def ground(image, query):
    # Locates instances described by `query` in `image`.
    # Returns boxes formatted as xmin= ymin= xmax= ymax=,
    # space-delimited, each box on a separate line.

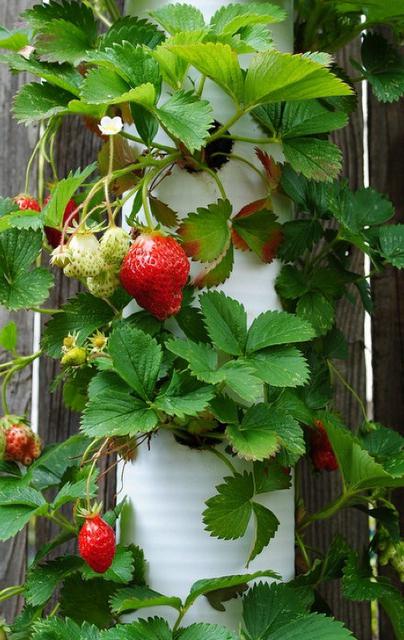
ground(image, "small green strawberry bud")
xmin=50 ymin=245 xmax=71 ymax=268
xmin=61 ymin=347 xmax=87 ymax=367
xmin=63 ymin=333 xmax=77 ymax=351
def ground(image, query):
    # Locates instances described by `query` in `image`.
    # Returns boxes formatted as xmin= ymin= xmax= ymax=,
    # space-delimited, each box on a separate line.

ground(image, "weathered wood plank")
xmin=368 ymin=30 xmax=404 ymax=640
xmin=0 ymin=0 xmax=37 ymax=621
xmin=299 ymin=41 xmax=372 ymax=640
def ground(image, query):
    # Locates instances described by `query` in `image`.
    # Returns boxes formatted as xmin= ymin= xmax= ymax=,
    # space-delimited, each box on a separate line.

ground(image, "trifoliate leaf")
xmin=193 ymin=243 xmax=234 ymax=288
xmin=200 ymin=291 xmax=247 ymax=356
xmin=13 ymin=82 xmax=74 ymax=123
xmin=110 ymin=586 xmax=182 ymax=614
xmin=210 ymin=3 xmax=285 ymax=35
xmin=179 ymin=199 xmax=232 ymax=263
xmin=379 ymin=224 xmax=404 ymax=268
xmin=42 ymin=292 xmax=115 ymax=358
xmin=232 ymin=207 xmax=283 ymax=262
xmin=25 ymin=557 xmax=82 ymax=607
xmin=244 ymin=50 xmax=353 ymax=107
xmin=249 ymin=346 xmax=310 ymax=387
xmin=101 ymin=16 xmax=165 ymax=49
xmin=153 ymin=371 xmax=214 ymax=418
xmin=203 ymin=472 xmax=254 ymax=540
xmin=155 ymin=90 xmax=213 ymax=152
xmin=167 ymin=42 xmax=244 ymax=104
xmin=246 ymin=310 xmax=315 ymax=353
xmin=361 ymin=32 xmax=404 ymax=103
xmin=297 ymin=291 xmax=335 ymax=336
xmin=226 ymin=404 xmax=280 ymax=461
xmin=81 ymin=373 xmax=159 ymax=438
xmin=150 ymin=4 xmax=205 ymax=34
xmin=0 ymin=229 xmax=53 ymax=310
xmin=283 ymin=137 xmax=343 ymax=182
xmin=108 ymin=323 xmax=162 ymax=400
xmin=248 ymin=503 xmax=279 ymax=564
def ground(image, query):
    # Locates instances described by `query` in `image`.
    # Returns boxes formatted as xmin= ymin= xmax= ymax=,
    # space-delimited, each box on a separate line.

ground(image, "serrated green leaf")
xmin=168 ymin=42 xmax=244 ymax=104
xmin=361 ymin=32 xmax=404 ymax=103
xmin=232 ymin=207 xmax=283 ymax=263
xmin=244 ymin=50 xmax=353 ymax=107
xmin=27 ymin=434 xmax=91 ymax=490
xmin=203 ymin=471 xmax=254 ymax=540
xmin=0 ymin=486 xmax=47 ymax=541
xmin=0 ymin=320 xmax=17 ymax=352
xmin=253 ymin=100 xmax=348 ymax=138
xmin=25 ymin=1 xmax=96 ymax=33
xmin=200 ymin=291 xmax=247 ymax=356
xmin=166 ymin=338 xmax=221 ymax=383
xmin=273 ymin=410 xmax=305 ymax=466
xmin=226 ymin=404 xmax=280 ymax=461
xmin=277 ymin=219 xmax=324 ymax=262
xmin=86 ymin=43 xmax=161 ymax=91
xmin=60 ymin=574 xmax=115 ymax=628
xmin=266 ymin=613 xmax=355 ymax=640
xmin=220 ymin=360 xmax=262 ymax=402
xmin=25 ymin=556 xmax=83 ymax=607
xmin=81 ymin=373 xmax=159 ymax=437
xmin=150 ymin=197 xmax=179 ymax=228
xmin=184 ymin=570 xmax=280 ymax=609
xmin=0 ymin=53 xmax=82 ymax=95
xmin=283 ymin=137 xmax=342 ymax=182
xmin=253 ymin=460 xmax=291 ymax=493
xmin=0 ymin=229 xmax=53 ymax=310
xmin=155 ymin=90 xmax=213 ymax=152
xmin=102 ymin=16 xmax=165 ymax=49
xmin=210 ymin=3 xmax=285 ymax=35
xmin=379 ymin=224 xmax=404 ymax=268
xmin=43 ymin=163 xmax=95 ymax=229
xmin=296 ymin=291 xmax=335 ymax=336
xmin=108 ymin=323 xmax=162 ymax=400
xmin=179 ymin=199 xmax=232 ymax=263
xmin=31 ymin=617 xmax=83 ymax=640
xmin=0 ymin=25 xmax=29 ymax=51
xmin=52 ymin=478 xmax=96 ymax=510
xmin=178 ymin=624 xmax=237 ymax=640
xmin=342 ymin=551 xmax=398 ymax=601
xmin=42 ymin=293 xmax=115 ymax=358
xmin=81 ymin=68 xmax=156 ymax=107
xmin=150 ymin=4 xmax=205 ymax=34
xmin=13 ymin=82 xmax=74 ymax=123
xmin=249 ymin=346 xmax=310 ymax=387
xmin=152 ymin=30 xmax=205 ymax=89
xmin=100 ymin=618 xmax=172 ymax=640
xmin=360 ymin=423 xmax=404 ymax=463
xmin=249 ymin=503 xmax=279 ymax=564
xmin=110 ymin=585 xmax=182 ymax=614
xmin=246 ymin=310 xmax=315 ymax=353
xmin=328 ymin=185 xmax=394 ymax=232
xmin=154 ymin=371 xmax=214 ymax=418
xmin=276 ymin=265 xmax=308 ymax=299
xmin=193 ymin=242 xmax=234 ymax=288
xmin=82 ymin=546 xmax=134 ymax=584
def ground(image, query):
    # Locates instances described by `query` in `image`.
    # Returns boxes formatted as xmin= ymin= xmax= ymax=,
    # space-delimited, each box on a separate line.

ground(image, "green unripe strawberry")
xmin=61 ymin=347 xmax=87 ymax=367
xmin=87 ymin=269 xmax=119 ymax=298
xmin=67 ymin=231 xmax=105 ymax=278
xmin=100 ymin=226 xmax=130 ymax=268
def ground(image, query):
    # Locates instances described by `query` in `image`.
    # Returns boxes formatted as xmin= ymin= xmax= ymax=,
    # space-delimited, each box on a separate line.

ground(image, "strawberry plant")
xmin=0 ymin=1 xmax=403 ymax=638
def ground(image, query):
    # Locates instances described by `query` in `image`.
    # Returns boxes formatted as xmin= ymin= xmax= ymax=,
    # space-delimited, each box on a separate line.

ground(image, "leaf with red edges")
xmin=232 ymin=202 xmax=282 ymax=263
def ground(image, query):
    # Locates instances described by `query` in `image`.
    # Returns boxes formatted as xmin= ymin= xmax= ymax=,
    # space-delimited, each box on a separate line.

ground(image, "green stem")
xmin=214 ymin=152 xmax=266 ymax=183
xmin=105 ymin=138 xmax=115 ymax=224
xmin=120 ymin=130 xmax=177 ymax=154
xmin=208 ymin=448 xmax=237 ymax=475
xmin=29 ymin=307 xmax=62 ymax=315
xmin=103 ymin=0 xmax=121 ymax=21
xmin=296 ymin=532 xmax=311 ymax=569
xmin=221 ymin=134 xmax=278 ymax=145
xmin=328 ymin=359 xmax=368 ymax=423
xmin=196 ymin=74 xmax=206 ymax=97
xmin=1 ymin=367 xmax=16 ymax=414
xmin=191 ymin=160 xmax=227 ymax=200
xmin=142 ymin=172 xmax=155 ymax=229
xmin=207 ymin=109 xmax=245 ymax=144
xmin=300 ymin=491 xmax=356 ymax=529
xmin=47 ymin=513 xmax=77 ymax=534
xmin=0 ymin=585 xmax=25 ymax=603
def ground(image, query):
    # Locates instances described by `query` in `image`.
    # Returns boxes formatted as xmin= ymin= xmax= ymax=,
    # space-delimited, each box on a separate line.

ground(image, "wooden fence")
xmin=0 ymin=3 xmax=402 ymax=638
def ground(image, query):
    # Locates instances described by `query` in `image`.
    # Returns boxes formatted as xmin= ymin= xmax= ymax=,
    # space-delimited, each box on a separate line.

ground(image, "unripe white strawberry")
xmin=50 ymin=245 xmax=71 ymax=269
xmin=87 ymin=269 xmax=119 ymax=298
xmin=67 ymin=232 xmax=105 ymax=278
xmin=100 ymin=226 xmax=130 ymax=269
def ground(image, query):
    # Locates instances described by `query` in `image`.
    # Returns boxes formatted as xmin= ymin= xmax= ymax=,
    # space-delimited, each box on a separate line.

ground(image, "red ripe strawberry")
xmin=231 ymin=199 xmax=283 ymax=263
xmin=310 ymin=419 xmax=338 ymax=472
xmin=14 ymin=194 xmax=41 ymax=212
xmin=120 ymin=232 xmax=190 ymax=321
xmin=44 ymin=196 xmax=78 ymax=248
xmin=4 ymin=423 xmax=41 ymax=466
xmin=78 ymin=513 xmax=116 ymax=573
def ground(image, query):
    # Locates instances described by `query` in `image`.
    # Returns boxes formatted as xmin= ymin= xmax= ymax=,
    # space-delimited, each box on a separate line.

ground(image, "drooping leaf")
xmin=246 ymin=310 xmax=315 ymax=353
xmin=179 ymin=199 xmax=232 ymax=263
xmin=199 ymin=291 xmax=247 ymax=356
xmin=13 ymin=82 xmax=74 ymax=123
xmin=155 ymin=91 xmax=213 ymax=152
xmin=110 ymin=585 xmax=182 ymax=614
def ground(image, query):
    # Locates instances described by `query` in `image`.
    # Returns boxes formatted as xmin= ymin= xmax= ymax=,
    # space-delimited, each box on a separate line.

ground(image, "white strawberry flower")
xmin=19 ymin=45 xmax=35 ymax=60
xmin=98 ymin=116 xmax=123 ymax=136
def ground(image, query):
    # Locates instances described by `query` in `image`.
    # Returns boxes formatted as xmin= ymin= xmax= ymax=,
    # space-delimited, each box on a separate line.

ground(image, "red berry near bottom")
xmin=310 ymin=419 xmax=338 ymax=472
xmin=78 ymin=514 xmax=116 ymax=573
xmin=120 ymin=232 xmax=190 ymax=321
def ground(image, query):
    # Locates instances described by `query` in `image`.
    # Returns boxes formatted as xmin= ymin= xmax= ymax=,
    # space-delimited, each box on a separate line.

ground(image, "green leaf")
xmin=193 ymin=243 xmax=234 ymax=288
xmin=110 ymin=585 xmax=182 ymax=614
xmin=249 ymin=503 xmax=279 ymax=564
xmin=210 ymin=3 xmax=285 ymax=35
xmin=203 ymin=472 xmax=254 ymax=540
xmin=166 ymin=339 xmax=222 ymax=383
xmin=100 ymin=618 xmax=172 ymax=640
xmin=329 ymin=185 xmax=394 ymax=232
xmin=249 ymin=346 xmax=310 ymax=387
xmin=342 ymin=551 xmax=398 ymax=601
xmin=297 ymin=292 xmax=335 ymax=336
xmin=0 ymin=320 xmax=17 ymax=352
xmin=60 ymin=575 xmax=115 ymax=628
xmin=200 ymin=291 xmax=247 ymax=356
xmin=168 ymin=42 xmax=244 ymax=104
xmin=150 ymin=197 xmax=179 ymax=228
xmin=184 ymin=570 xmax=280 ymax=609
xmin=253 ymin=460 xmax=292 ymax=493
xmin=28 ymin=434 xmax=91 ymax=490
xmin=0 ymin=486 xmax=47 ymax=541
xmin=82 ymin=545 xmax=134 ymax=584
xmin=361 ymin=32 xmax=404 ymax=103
xmin=0 ymin=229 xmax=53 ymax=310
xmin=52 ymin=478 xmax=96 ymax=510
xmin=102 ymin=16 xmax=165 ymax=49
xmin=253 ymin=99 xmax=348 ymax=138
xmin=86 ymin=43 xmax=161 ymax=91
xmin=150 ymin=4 xmax=205 ymax=34
xmin=265 ymin=613 xmax=356 ymax=640
xmin=246 ymin=310 xmax=315 ymax=353
xmin=25 ymin=556 xmax=82 ymax=607
xmin=152 ymin=30 xmax=205 ymax=89
xmin=0 ymin=25 xmax=29 ymax=51
xmin=244 ymin=50 xmax=353 ymax=107
xmin=226 ymin=404 xmax=280 ymax=461
xmin=273 ymin=410 xmax=305 ymax=466
xmin=154 ymin=371 xmax=214 ymax=418
xmin=43 ymin=164 xmax=95 ymax=229
xmin=276 ymin=265 xmax=308 ymax=299
xmin=360 ymin=422 xmax=404 ymax=463
xmin=81 ymin=372 xmax=159 ymax=437
xmin=283 ymin=137 xmax=342 ymax=182
xmin=0 ymin=53 xmax=82 ymax=95
xmin=277 ymin=219 xmax=323 ymax=262
xmin=220 ymin=360 xmax=262 ymax=402
xmin=25 ymin=0 xmax=96 ymax=32
xmin=155 ymin=90 xmax=213 ymax=152
xmin=379 ymin=224 xmax=404 ymax=268
xmin=81 ymin=68 xmax=156 ymax=107
xmin=42 ymin=293 xmax=115 ymax=358
xmin=179 ymin=199 xmax=232 ymax=263
xmin=109 ymin=323 xmax=162 ymax=400
xmin=232 ymin=207 xmax=283 ymax=263
xmin=32 ymin=617 xmax=83 ymax=640
xmin=178 ymin=625 xmax=236 ymax=640
xmin=13 ymin=82 xmax=74 ymax=123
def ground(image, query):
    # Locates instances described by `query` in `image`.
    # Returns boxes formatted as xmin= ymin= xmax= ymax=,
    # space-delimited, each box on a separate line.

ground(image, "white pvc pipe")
xmin=120 ymin=0 xmax=294 ymax=629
